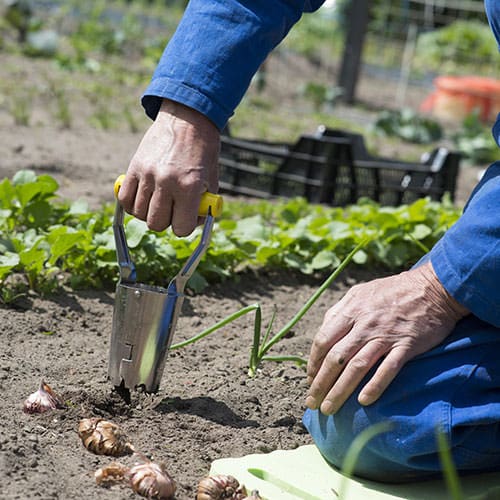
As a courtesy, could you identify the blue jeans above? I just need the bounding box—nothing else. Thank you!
[303,315,500,482]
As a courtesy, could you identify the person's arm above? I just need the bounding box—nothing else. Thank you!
[120,0,325,235]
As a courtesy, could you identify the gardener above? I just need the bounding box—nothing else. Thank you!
[118,0,500,482]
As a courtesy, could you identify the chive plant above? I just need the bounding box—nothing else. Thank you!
[170,240,367,376]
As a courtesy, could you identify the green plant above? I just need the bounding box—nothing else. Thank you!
[171,241,366,376]
[0,171,461,298]
[87,83,116,129]
[0,273,27,304]
[336,423,463,500]
[4,0,33,42]
[436,429,463,500]
[373,108,443,144]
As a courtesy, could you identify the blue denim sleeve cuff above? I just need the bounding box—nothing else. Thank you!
[142,78,229,131]
[429,162,500,327]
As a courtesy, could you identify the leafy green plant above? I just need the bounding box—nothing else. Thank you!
[47,82,72,129]
[88,84,116,129]
[373,108,443,144]
[0,171,461,299]
[4,0,33,42]
[171,241,366,376]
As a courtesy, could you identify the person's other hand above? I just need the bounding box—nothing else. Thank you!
[118,99,220,236]
[306,261,469,415]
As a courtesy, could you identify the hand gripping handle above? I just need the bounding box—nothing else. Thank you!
[112,175,223,283]
[113,174,223,217]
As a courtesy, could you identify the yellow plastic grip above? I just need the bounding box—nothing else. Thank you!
[114,174,223,217]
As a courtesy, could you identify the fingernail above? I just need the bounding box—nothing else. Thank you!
[306,376,313,385]
[305,396,317,409]
[321,401,335,415]
[358,392,374,406]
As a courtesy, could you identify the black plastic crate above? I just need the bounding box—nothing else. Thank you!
[218,127,460,206]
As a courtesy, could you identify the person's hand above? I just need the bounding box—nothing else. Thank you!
[118,99,220,236]
[306,261,469,415]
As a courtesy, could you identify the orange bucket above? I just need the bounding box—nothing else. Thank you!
[421,76,500,123]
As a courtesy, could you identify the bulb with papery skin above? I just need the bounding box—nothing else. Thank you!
[23,379,65,414]
[196,474,248,500]
[78,417,135,457]
[128,461,176,499]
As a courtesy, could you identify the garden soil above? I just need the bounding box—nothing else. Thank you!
[0,67,484,500]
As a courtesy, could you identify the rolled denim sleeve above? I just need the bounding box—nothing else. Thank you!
[142,0,325,130]
[429,162,500,327]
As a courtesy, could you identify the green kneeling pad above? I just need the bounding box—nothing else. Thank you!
[209,444,500,499]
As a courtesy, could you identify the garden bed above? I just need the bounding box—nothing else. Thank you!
[1,261,381,499]
[0,42,483,500]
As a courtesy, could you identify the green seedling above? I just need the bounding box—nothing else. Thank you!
[171,241,366,376]
[436,429,464,500]
[0,287,26,305]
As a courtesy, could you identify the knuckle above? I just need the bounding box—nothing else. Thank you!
[349,356,371,371]
[312,331,331,351]
[325,350,346,367]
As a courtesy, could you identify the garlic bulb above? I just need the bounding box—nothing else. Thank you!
[128,461,176,499]
[196,474,248,500]
[23,379,65,414]
[78,418,134,456]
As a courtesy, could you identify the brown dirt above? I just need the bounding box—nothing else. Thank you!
[2,259,378,500]
[0,51,484,500]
